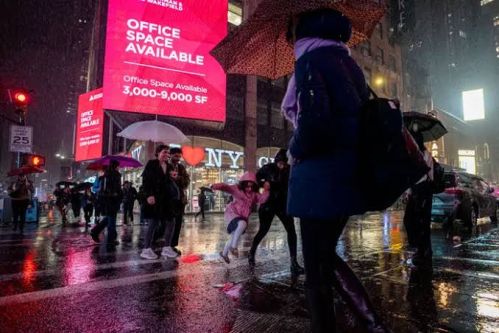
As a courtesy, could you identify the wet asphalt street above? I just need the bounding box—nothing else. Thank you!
[0,210,498,333]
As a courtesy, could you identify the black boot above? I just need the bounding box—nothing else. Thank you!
[305,286,336,333]
[332,256,391,333]
[248,250,256,267]
[290,257,305,275]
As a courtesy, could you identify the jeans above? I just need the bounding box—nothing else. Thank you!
[83,204,94,224]
[144,218,175,249]
[92,212,118,243]
[123,202,134,224]
[12,199,29,231]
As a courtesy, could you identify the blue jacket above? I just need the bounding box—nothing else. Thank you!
[287,45,369,219]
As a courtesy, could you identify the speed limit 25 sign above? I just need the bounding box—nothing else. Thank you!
[10,125,33,153]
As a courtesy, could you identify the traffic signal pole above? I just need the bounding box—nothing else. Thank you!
[16,109,27,168]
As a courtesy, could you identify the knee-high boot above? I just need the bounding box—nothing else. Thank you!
[331,256,391,333]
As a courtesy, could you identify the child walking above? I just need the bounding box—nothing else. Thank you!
[212,172,270,263]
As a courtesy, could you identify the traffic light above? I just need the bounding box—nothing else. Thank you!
[22,154,46,167]
[7,88,31,112]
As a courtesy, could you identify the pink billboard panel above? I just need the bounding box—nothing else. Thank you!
[103,0,227,122]
[75,88,104,162]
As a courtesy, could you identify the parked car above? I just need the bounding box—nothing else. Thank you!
[431,171,497,227]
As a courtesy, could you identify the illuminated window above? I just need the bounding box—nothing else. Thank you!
[228,3,242,26]
[480,0,494,6]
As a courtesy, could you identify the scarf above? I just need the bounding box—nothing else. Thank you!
[281,38,350,128]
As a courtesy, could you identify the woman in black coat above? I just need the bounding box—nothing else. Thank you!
[284,9,389,333]
[140,145,178,260]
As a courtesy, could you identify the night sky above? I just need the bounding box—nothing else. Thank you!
[0,0,95,182]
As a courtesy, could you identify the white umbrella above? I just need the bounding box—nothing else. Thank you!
[117,120,190,144]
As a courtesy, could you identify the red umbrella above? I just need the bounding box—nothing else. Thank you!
[86,155,143,171]
[8,166,45,177]
[211,0,387,79]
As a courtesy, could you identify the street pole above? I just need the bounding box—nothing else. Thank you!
[16,110,27,168]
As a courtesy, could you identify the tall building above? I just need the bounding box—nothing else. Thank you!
[392,0,499,180]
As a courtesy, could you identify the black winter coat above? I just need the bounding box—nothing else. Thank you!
[256,163,289,211]
[287,45,369,219]
[142,159,175,220]
[98,169,123,215]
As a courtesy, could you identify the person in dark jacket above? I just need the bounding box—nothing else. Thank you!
[70,188,82,222]
[404,130,434,266]
[195,190,206,220]
[140,145,178,260]
[82,188,95,226]
[249,149,304,275]
[54,186,70,225]
[90,160,123,245]
[122,181,137,225]
[8,174,34,234]
[169,147,190,256]
[284,9,389,333]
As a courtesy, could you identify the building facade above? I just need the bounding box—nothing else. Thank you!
[77,0,406,212]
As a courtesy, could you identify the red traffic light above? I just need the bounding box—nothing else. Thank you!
[14,92,28,103]
[8,89,31,107]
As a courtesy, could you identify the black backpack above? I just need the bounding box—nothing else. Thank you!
[360,87,430,211]
[431,159,446,194]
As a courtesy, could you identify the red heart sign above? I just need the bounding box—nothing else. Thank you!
[182,146,205,166]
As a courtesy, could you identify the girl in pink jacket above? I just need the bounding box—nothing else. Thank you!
[212,172,270,263]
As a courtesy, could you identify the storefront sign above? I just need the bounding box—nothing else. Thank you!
[205,148,243,169]
[75,88,104,162]
[9,125,33,153]
[103,0,227,122]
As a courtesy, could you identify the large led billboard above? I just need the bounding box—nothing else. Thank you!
[103,0,227,122]
[75,88,104,162]
[462,89,485,121]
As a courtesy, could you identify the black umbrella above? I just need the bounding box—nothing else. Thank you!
[74,182,93,191]
[56,181,75,189]
[403,112,448,142]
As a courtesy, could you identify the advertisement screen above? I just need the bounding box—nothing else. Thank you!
[103,0,227,122]
[75,88,104,162]
[462,89,485,121]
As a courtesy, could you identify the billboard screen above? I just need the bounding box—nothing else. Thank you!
[103,0,227,122]
[75,88,104,162]
[462,89,485,121]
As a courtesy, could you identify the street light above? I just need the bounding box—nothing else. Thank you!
[373,76,385,87]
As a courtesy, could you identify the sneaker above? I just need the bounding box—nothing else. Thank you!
[219,251,230,264]
[161,246,179,259]
[140,248,158,260]
[172,247,182,256]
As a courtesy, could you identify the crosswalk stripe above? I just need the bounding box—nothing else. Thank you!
[0,254,289,306]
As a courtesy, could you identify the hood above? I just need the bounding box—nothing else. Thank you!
[240,172,257,183]
[274,149,289,163]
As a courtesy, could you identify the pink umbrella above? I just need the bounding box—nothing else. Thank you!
[86,155,142,170]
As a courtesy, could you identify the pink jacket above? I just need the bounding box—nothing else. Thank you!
[212,183,269,224]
